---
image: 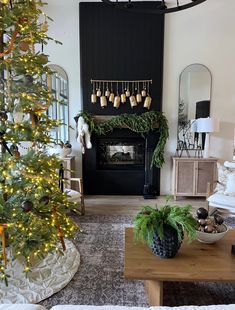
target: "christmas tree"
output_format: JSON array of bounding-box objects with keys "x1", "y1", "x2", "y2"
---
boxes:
[{"x1": 0, "y1": 0, "x2": 79, "y2": 284}]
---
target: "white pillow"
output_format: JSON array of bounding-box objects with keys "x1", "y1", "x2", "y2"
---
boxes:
[
  {"x1": 214, "y1": 163, "x2": 230, "y2": 193},
  {"x1": 224, "y1": 172, "x2": 235, "y2": 196},
  {"x1": 224, "y1": 161, "x2": 235, "y2": 169}
]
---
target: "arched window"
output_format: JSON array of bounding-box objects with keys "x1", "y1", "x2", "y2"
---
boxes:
[{"x1": 47, "y1": 65, "x2": 69, "y2": 143}]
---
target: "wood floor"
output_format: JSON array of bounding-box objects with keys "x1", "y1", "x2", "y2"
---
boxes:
[{"x1": 83, "y1": 195, "x2": 211, "y2": 216}]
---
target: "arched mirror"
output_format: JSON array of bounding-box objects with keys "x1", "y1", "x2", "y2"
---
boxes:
[
  {"x1": 177, "y1": 64, "x2": 212, "y2": 153},
  {"x1": 47, "y1": 65, "x2": 69, "y2": 143}
]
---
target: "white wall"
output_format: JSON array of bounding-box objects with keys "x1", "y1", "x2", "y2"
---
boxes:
[
  {"x1": 44, "y1": 0, "x2": 82, "y2": 175},
  {"x1": 45, "y1": 0, "x2": 235, "y2": 192},
  {"x1": 162, "y1": 0, "x2": 235, "y2": 193}
]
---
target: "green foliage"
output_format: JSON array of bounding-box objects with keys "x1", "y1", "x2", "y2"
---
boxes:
[
  {"x1": 75, "y1": 111, "x2": 169, "y2": 168},
  {"x1": 0, "y1": 0, "x2": 80, "y2": 282},
  {"x1": 133, "y1": 200, "x2": 197, "y2": 246}
]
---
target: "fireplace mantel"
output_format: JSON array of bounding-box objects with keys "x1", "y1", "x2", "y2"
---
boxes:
[{"x1": 93, "y1": 115, "x2": 159, "y2": 129}]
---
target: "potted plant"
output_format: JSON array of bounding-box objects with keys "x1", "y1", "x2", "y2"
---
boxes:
[{"x1": 133, "y1": 198, "x2": 197, "y2": 258}]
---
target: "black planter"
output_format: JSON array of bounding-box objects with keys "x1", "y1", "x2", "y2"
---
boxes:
[{"x1": 151, "y1": 225, "x2": 182, "y2": 259}]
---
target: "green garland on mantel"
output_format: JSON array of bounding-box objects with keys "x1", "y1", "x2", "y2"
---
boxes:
[{"x1": 75, "y1": 111, "x2": 169, "y2": 168}]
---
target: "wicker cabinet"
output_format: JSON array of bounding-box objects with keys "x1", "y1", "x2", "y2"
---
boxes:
[{"x1": 172, "y1": 157, "x2": 218, "y2": 200}]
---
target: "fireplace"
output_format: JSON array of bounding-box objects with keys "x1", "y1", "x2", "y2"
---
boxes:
[
  {"x1": 97, "y1": 138, "x2": 145, "y2": 170},
  {"x1": 83, "y1": 128, "x2": 160, "y2": 197}
]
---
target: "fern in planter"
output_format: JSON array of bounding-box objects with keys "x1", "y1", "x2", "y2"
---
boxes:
[{"x1": 133, "y1": 199, "x2": 197, "y2": 258}]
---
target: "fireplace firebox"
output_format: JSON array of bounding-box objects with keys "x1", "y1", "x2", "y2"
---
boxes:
[
  {"x1": 98, "y1": 138, "x2": 145, "y2": 170},
  {"x1": 83, "y1": 128, "x2": 160, "y2": 197}
]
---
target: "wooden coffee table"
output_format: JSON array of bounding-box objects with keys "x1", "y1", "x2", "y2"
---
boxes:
[{"x1": 124, "y1": 227, "x2": 235, "y2": 306}]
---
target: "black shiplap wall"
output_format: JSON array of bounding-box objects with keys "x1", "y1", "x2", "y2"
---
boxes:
[{"x1": 79, "y1": 2, "x2": 164, "y2": 115}]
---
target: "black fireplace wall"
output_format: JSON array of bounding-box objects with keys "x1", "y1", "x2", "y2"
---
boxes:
[
  {"x1": 79, "y1": 2, "x2": 164, "y2": 114},
  {"x1": 79, "y1": 2, "x2": 164, "y2": 195}
]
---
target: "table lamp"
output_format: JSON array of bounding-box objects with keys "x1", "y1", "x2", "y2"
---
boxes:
[{"x1": 196, "y1": 117, "x2": 220, "y2": 158}]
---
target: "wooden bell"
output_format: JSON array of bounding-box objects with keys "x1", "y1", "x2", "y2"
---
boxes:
[
  {"x1": 100, "y1": 95, "x2": 107, "y2": 108},
  {"x1": 125, "y1": 89, "x2": 130, "y2": 97},
  {"x1": 121, "y1": 93, "x2": 126, "y2": 103},
  {"x1": 96, "y1": 89, "x2": 102, "y2": 97},
  {"x1": 144, "y1": 96, "x2": 152, "y2": 109},
  {"x1": 105, "y1": 89, "x2": 110, "y2": 97},
  {"x1": 109, "y1": 93, "x2": 115, "y2": 103},
  {"x1": 91, "y1": 94, "x2": 97, "y2": 103},
  {"x1": 136, "y1": 93, "x2": 142, "y2": 103},
  {"x1": 141, "y1": 89, "x2": 147, "y2": 97},
  {"x1": 129, "y1": 95, "x2": 137, "y2": 108},
  {"x1": 113, "y1": 95, "x2": 120, "y2": 108}
]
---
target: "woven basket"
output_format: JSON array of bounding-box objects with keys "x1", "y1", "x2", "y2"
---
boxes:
[{"x1": 151, "y1": 224, "x2": 182, "y2": 259}]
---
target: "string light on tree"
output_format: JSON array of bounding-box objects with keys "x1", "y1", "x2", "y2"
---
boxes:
[{"x1": 0, "y1": 0, "x2": 80, "y2": 284}]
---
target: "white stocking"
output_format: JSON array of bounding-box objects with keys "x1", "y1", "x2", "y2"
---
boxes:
[{"x1": 82, "y1": 123, "x2": 92, "y2": 149}]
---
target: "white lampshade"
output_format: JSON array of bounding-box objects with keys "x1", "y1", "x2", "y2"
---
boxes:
[
  {"x1": 190, "y1": 119, "x2": 198, "y2": 132},
  {"x1": 196, "y1": 117, "x2": 220, "y2": 133}
]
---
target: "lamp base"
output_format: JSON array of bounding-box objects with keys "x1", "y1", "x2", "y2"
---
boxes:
[{"x1": 203, "y1": 133, "x2": 210, "y2": 158}]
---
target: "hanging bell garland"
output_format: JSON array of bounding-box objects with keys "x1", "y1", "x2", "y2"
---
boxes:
[{"x1": 90, "y1": 79, "x2": 152, "y2": 109}]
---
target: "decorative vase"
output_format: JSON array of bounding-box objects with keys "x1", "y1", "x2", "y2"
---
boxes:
[
  {"x1": 151, "y1": 224, "x2": 182, "y2": 259},
  {"x1": 60, "y1": 147, "x2": 72, "y2": 158}
]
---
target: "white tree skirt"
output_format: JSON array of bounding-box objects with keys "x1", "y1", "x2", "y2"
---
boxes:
[{"x1": 0, "y1": 240, "x2": 80, "y2": 304}]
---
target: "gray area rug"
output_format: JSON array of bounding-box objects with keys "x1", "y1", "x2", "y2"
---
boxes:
[{"x1": 40, "y1": 215, "x2": 235, "y2": 308}]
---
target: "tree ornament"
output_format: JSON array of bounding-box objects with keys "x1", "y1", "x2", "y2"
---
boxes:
[
  {"x1": 13, "y1": 150, "x2": 21, "y2": 159},
  {"x1": 39, "y1": 196, "x2": 50, "y2": 205},
  {"x1": 41, "y1": 21, "x2": 49, "y2": 32},
  {"x1": 0, "y1": 111, "x2": 8, "y2": 121},
  {"x1": 21, "y1": 200, "x2": 33, "y2": 212},
  {"x1": 38, "y1": 54, "x2": 49, "y2": 65},
  {"x1": 10, "y1": 144, "x2": 18, "y2": 152},
  {"x1": 23, "y1": 75, "x2": 34, "y2": 86},
  {"x1": 19, "y1": 41, "x2": 30, "y2": 52},
  {"x1": 13, "y1": 111, "x2": 24, "y2": 124}
]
